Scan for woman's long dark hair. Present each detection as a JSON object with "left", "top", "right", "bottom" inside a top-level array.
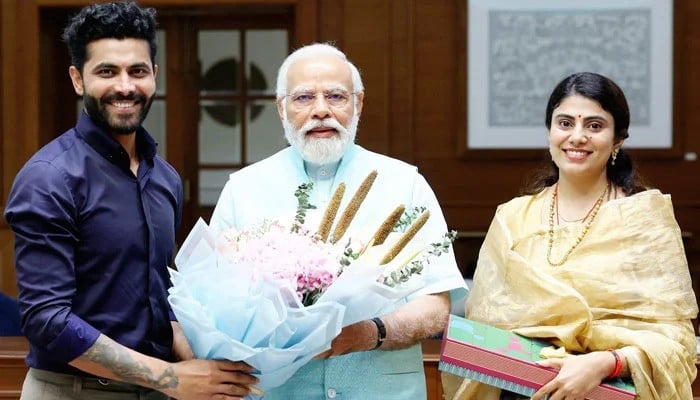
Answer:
[{"left": 522, "top": 72, "right": 647, "bottom": 196}]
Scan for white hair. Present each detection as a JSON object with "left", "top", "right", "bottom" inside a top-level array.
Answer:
[{"left": 275, "top": 42, "right": 364, "bottom": 99}]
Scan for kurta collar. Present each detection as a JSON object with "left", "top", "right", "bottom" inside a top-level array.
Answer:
[
  {"left": 289, "top": 143, "right": 359, "bottom": 180},
  {"left": 304, "top": 160, "right": 340, "bottom": 181}
]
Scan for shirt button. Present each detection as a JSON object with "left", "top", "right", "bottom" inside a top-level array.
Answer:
[
  {"left": 320, "top": 170, "right": 327, "bottom": 176},
  {"left": 327, "top": 388, "right": 337, "bottom": 398}
]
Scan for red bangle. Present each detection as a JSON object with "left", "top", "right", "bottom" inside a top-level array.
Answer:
[{"left": 607, "top": 349, "right": 623, "bottom": 379}]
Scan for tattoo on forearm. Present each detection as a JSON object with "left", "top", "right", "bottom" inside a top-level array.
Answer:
[
  {"left": 153, "top": 366, "right": 178, "bottom": 389},
  {"left": 80, "top": 336, "right": 179, "bottom": 390}
]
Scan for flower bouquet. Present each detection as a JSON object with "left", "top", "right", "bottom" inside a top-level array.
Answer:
[{"left": 167, "top": 170, "right": 457, "bottom": 395}]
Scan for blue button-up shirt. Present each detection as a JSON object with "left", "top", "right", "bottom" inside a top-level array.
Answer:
[{"left": 4, "top": 112, "right": 183, "bottom": 376}]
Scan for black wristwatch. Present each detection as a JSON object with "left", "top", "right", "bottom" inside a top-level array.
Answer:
[{"left": 371, "top": 317, "right": 386, "bottom": 349}]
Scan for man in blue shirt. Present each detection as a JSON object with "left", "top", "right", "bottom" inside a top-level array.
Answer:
[{"left": 4, "top": 2, "right": 256, "bottom": 399}]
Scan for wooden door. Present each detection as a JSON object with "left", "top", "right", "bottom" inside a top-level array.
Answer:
[{"left": 160, "top": 12, "right": 294, "bottom": 236}]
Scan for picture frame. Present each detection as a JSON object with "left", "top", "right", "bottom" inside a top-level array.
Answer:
[{"left": 464, "top": 0, "right": 674, "bottom": 153}]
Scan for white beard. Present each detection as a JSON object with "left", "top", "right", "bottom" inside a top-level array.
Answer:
[{"left": 283, "top": 111, "right": 359, "bottom": 165}]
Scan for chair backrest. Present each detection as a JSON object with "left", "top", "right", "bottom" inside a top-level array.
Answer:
[{"left": 0, "top": 292, "right": 22, "bottom": 336}]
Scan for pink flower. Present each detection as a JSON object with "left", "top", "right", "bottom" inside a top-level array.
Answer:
[{"left": 218, "top": 221, "right": 344, "bottom": 306}]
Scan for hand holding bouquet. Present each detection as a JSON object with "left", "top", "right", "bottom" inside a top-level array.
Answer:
[{"left": 168, "top": 170, "right": 457, "bottom": 394}]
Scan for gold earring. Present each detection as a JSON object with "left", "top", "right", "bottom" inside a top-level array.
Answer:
[{"left": 611, "top": 149, "right": 619, "bottom": 165}]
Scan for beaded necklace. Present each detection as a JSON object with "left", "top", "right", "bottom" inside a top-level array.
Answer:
[
  {"left": 556, "top": 186, "right": 600, "bottom": 224},
  {"left": 547, "top": 182, "right": 608, "bottom": 267}
]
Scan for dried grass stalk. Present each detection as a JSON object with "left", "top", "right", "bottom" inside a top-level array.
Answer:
[
  {"left": 247, "top": 385, "right": 264, "bottom": 396},
  {"left": 370, "top": 205, "right": 405, "bottom": 246},
  {"left": 331, "top": 170, "right": 378, "bottom": 243},
  {"left": 379, "top": 210, "right": 430, "bottom": 265},
  {"left": 317, "top": 183, "right": 346, "bottom": 242}
]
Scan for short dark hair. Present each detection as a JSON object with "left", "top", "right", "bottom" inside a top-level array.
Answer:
[
  {"left": 523, "top": 72, "right": 647, "bottom": 196},
  {"left": 62, "top": 1, "right": 158, "bottom": 73}
]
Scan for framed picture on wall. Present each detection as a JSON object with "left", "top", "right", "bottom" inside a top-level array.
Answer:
[{"left": 465, "top": 0, "right": 674, "bottom": 152}]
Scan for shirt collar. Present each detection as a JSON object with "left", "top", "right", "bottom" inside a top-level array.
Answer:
[{"left": 75, "top": 111, "right": 158, "bottom": 170}]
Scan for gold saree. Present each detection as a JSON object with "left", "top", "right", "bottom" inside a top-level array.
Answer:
[{"left": 443, "top": 189, "right": 698, "bottom": 400}]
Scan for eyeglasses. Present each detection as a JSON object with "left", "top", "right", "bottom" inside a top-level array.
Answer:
[{"left": 286, "top": 90, "right": 355, "bottom": 108}]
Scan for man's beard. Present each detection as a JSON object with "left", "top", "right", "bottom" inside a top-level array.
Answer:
[
  {"left": 83, "top": 92, "right": 154, "bottom": 135},
  {"left": 283, "top": 110, "right": 359, "bottom": 165}
]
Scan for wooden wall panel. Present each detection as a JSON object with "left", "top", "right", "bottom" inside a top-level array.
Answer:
[
  {"left": 0, "top": 0, "right": 698, "bottom": 317},
  {"left": 1, "top": 0, "right": 41, "bottom": 202},
  {"left": 413, "top": 1, "right": 458, "bottom": 160},
  {"left": 1, "top": 1, "right": 17, "bottom": 218},
  {"left": 317, "top": 0, "right": 417, "bottom": 162},
  {"left": 647, "top": 3, "right": 700, "bottom": 272},
  {"left": 386, "top": 1, "right": 415, "bottom": 163},
  {"left": 682, "top": 0, "right": 700, "bottom": 165},
  {"left": 0, "top": 231, "right": 16, "bottom": 297},
  {"left": 1, "top": 0, "right": 41, "bottom": 297},
  {"left": 0, "top": 2, "right": 3, "bottom": 211},
  {"left": 0, "top": 0, "right": 12, "bottom": 296},
  {"left": 339, "top": 0, "right": 392, "bottom": 155},
  {"left": 317, "top": 0, "right": 344, "bottom": 46}
]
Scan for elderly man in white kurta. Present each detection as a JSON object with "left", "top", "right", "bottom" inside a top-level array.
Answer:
[{"left": 209, "top": 43, "right": 467, "bottom": 399}]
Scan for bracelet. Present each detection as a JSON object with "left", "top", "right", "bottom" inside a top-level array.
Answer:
[
  {"left": 370, "top": 317, "right": 386, "bottom": 349},
  {"left": 607, "top": 349, "right": 623, "bottom": 379}
]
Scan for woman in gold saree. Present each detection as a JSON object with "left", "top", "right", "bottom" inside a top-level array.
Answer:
[{"left": 443, "top": 72, "right": 698, "bottom": 400}]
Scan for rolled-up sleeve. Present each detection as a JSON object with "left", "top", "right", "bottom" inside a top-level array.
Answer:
[{"left": 4, "top": 161, "right": 100, "bottom": 362}]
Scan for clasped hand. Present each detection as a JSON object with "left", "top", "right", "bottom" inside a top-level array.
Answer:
[
  {"left": 530, "top": 351, "right": 613, "bottom": 400},
  {"left": 166, "top": 359, "right": 259, "bottom": 400},
  {"left": 315, "top": 320, "right": 377, "bottom": 359}
]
